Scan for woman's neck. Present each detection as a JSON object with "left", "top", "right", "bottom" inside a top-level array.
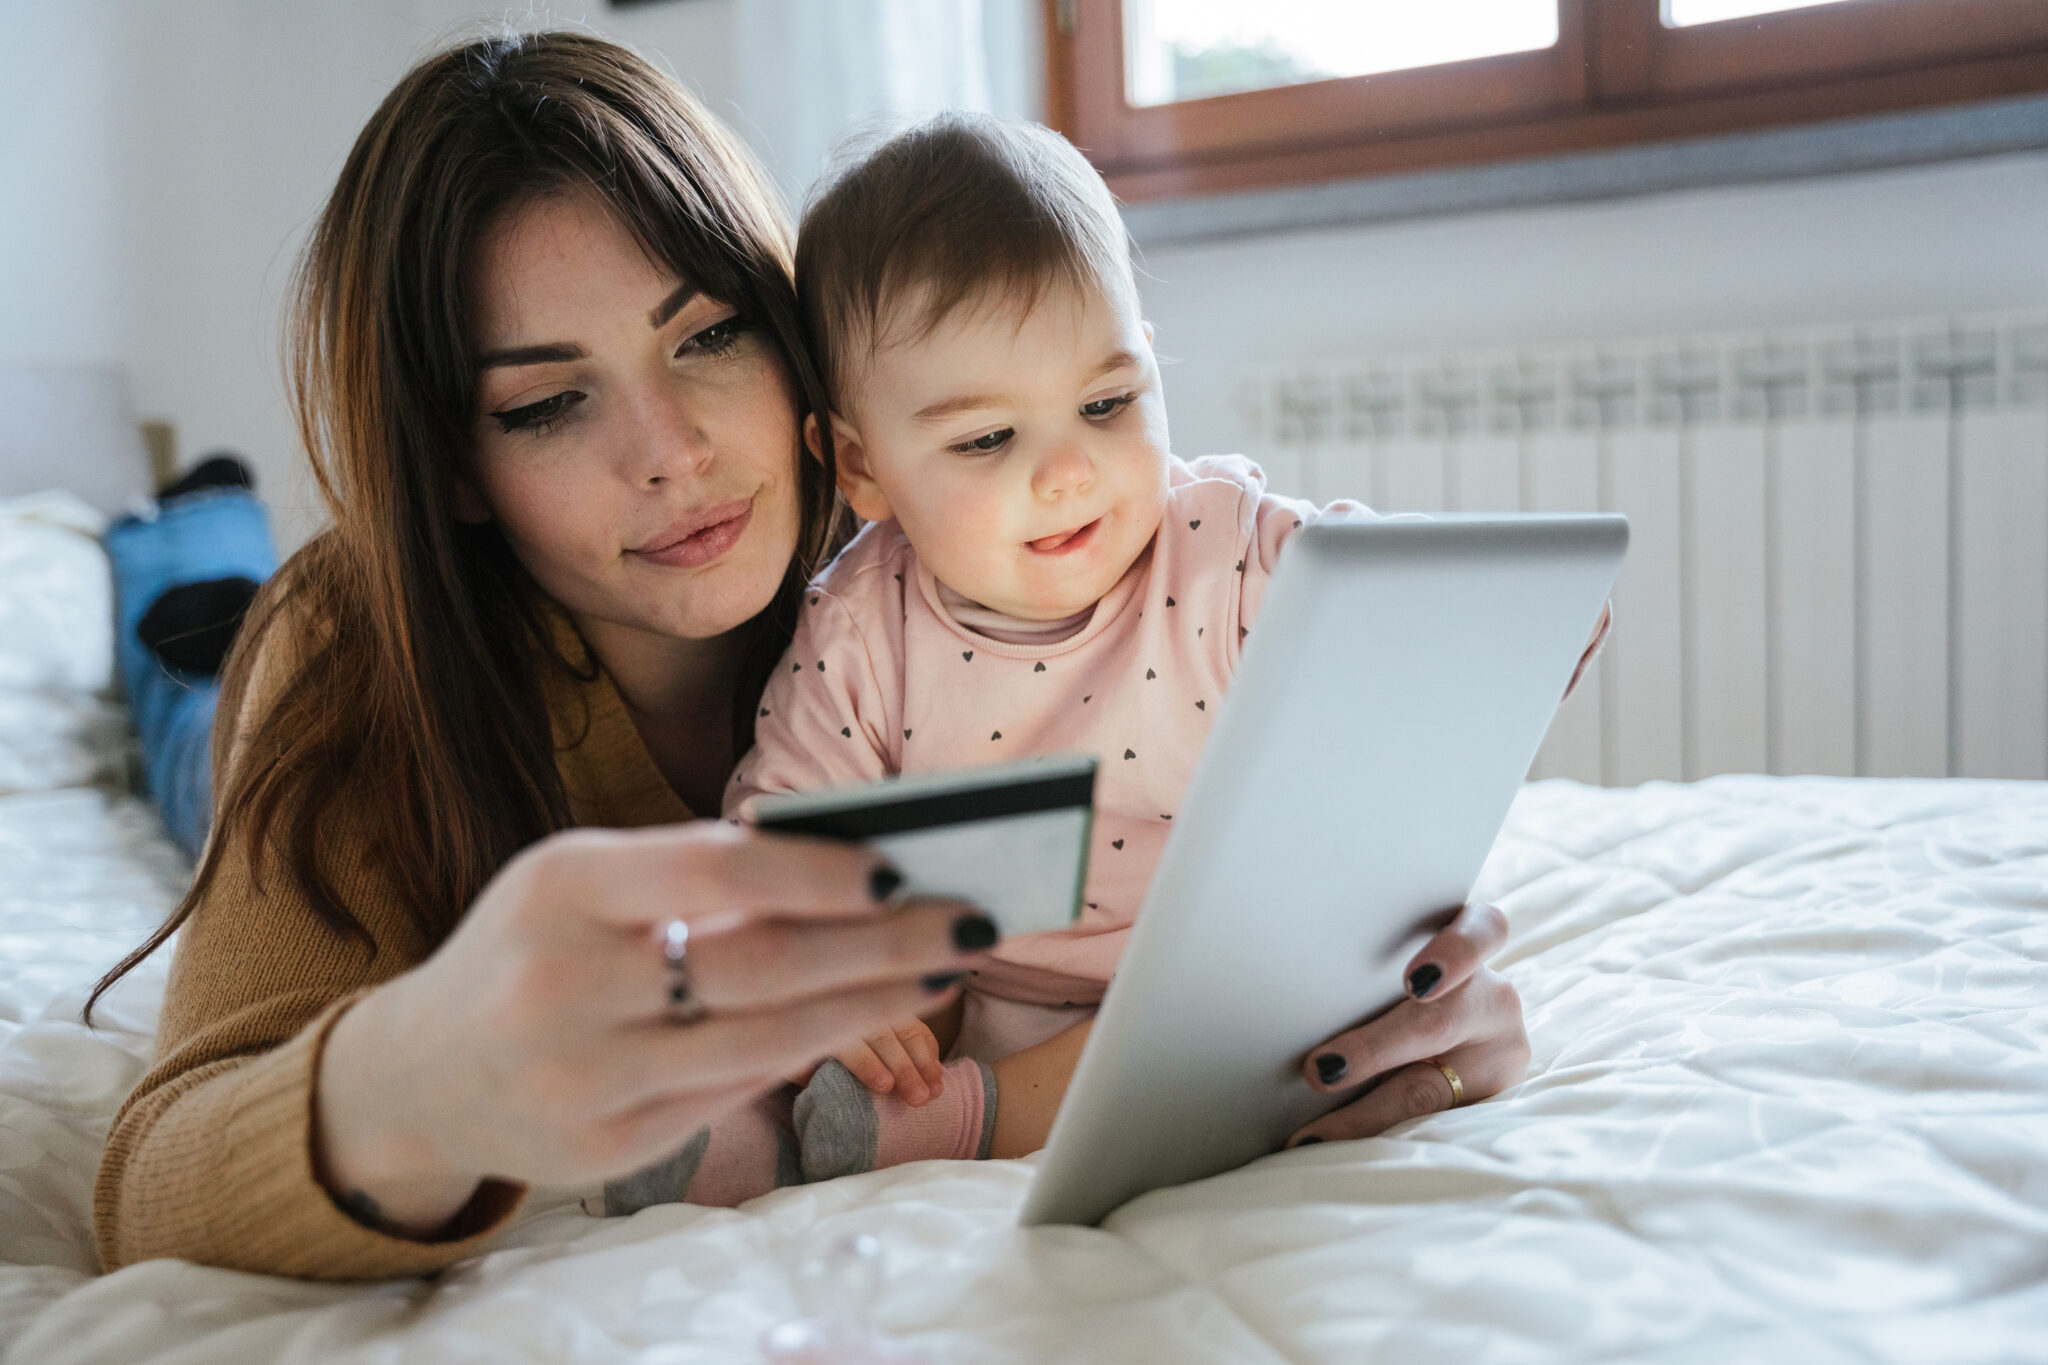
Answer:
[{"left": 574, "top": 613, "right": 746, "bottom": 816}]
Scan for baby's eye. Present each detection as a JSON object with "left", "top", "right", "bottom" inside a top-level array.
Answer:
[
  {"left": 952, "top": 427, "right": 1014, "bottom": 455},
  {"left": 489, "top": 391, "right": 583, "bottom": 435},
  {"left": 1081, "top": 394, "right": 1134, "bottom": 419}
]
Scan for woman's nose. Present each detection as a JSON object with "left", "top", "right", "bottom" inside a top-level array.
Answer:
[
  {"left": 1031, "top": 441, "right": 1095, "bottom": 501},
  {"left": 630, "top": 391, "right": 714, "bottom": 486}
]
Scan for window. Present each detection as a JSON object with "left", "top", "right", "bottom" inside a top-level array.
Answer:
[
  {"left": 1044, "top": 0, "right": 2048, "bottom": 201},
  {"left": 1666, "top": 0, "right": 1858, "bottom": 23},
  {"left": 1122, "top": 2, "right": 1560, "bottom": 106}
]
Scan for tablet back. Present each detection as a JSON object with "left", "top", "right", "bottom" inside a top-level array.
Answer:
[{"left": 1020, "top": 514, "right": 1627, "bottom": 1227}]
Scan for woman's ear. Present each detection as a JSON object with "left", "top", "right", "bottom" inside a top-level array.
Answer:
[{"left": 810, "top": 412, "right": 893, "bottom": 523}]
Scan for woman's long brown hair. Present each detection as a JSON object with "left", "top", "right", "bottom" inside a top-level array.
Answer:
[{"left": 86, "top": 31, "right": 844, "bottom": 1020}]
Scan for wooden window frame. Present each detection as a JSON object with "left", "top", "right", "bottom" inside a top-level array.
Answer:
[{"left": 1045, "top": 0, "right": 2048, "bottom": 202}]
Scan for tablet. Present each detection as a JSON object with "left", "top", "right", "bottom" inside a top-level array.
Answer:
[{"left": 1020, "top": 514, "right": 1627, "bottom": 1227}]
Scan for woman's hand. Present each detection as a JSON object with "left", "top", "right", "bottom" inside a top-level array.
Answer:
[
  {"left": 1285, "top": 900, "right": 1527, "bottom": 1146},
  {"left": 314, "top": 821, "right": 992, "bottom": 1235}
]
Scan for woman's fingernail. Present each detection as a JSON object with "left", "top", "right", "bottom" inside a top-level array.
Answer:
[
  {"left": 1409, "top": 963, "right": 1443, "bottom": 999},
  {"left": 870, "top": 863, "right": 904, "bottom": 902},
  {"left": 952, "top": 913, "right": 1000, "bottom": 952},
  {"left": 921, "top": 970, "right": 966, "bottom": 993},
  {"left": 1314, "top": 1052, "right": 1349, "bottom": 1086},
  {"left": 1292, "top": 1135, "right": 1324, "bottom": 1147}
]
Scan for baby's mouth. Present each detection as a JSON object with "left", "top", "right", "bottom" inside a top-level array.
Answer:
[{"left": 1027, "top": 517, "right": 1101, "bottom": 554}]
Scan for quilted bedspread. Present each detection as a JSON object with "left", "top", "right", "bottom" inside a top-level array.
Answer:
[
  {"left": 1, "top": 495, "right": 2045, "bottom": 1363},
  {"left": 2, "top": 775, "right": 2044, "bottom": 1364}
]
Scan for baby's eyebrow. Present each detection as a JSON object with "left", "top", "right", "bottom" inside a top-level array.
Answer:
[
  {"left": 1086, "top": 349, "right": 1141, "bottom": 383},
  {"left": 913, "top": 392, "right": 1012, "bottom": 425}
]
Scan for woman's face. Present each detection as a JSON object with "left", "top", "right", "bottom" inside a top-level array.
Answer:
[{"left": 465, "top": 191, "right": 804, "bottom": 650}]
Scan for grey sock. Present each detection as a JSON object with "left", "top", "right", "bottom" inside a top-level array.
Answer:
[
  {"left": 793, "top": 1059, "right": 878, "bottom": 1183},
  {"left": 603, "top": 1125, "right": 711, "bottom": 1216},
  {"left": 793, "top": 1057, "right": 1000, "bottom": 1183},
  {"left": 975, "top": 1060, "right": 999, "bottom": 1159},
  {"left": 600, "top": 1090, "right": 803, "bottom": 1214}
]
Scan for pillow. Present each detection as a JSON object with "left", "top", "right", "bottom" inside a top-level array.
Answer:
[{"left": 0, "top": 492, "right": 127, "bottom": 796}]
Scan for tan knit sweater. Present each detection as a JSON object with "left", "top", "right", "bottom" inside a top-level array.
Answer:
[{"left": 94, "top": 617, "right": 690, "bottom": 1280}]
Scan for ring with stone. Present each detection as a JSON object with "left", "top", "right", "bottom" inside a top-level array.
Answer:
[{"left": 662, "top": 918, "right": 707, "bottom": 1024}]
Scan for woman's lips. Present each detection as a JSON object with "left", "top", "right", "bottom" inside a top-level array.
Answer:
[
  {"left": 1028, "top": 517, "right": 1101, "bottom": 555},
  {"left": 634, "top": 499, "right": 753, "bottom": 569}
]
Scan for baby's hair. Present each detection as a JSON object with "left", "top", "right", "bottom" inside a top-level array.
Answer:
[{"left": 796, "top": 111, "right": 1137, "bottom": 410}]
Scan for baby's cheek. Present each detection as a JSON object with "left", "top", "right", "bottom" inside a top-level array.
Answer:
[{"left": 923, "top": 489, "right": 1014, "bottom": 569}]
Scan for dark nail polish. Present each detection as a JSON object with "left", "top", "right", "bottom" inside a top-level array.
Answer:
[
  {"left": 921, "top": 971, "right": 965, "bottom": 993},
  {"left": 869, "top": 864, "right": 904, "bottom": 902},
  {"left": 1409, "top": 963, "right": 1443, "bottom": 999},
  {"left": 1314, "top": 1052, "right": 1349, "bottom": 1086},
  {"left": 1293, "top": 1136, "right": 1324, "bottom": 1147},
  {"left": 952, "top": 913, "right": 1000, "bottom": 952}
]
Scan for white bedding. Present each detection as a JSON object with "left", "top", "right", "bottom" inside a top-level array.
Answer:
[{"left": 2, "top": 499, "right": 2045, "bottom": 1362}]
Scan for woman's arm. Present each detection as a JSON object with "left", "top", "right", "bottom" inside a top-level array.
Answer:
[
  {"left": 94, "top": 805, "right": 482, "bottom": 1276},
  {"left": 99, "top": 816, "right": 993, "bottom": 1277}
]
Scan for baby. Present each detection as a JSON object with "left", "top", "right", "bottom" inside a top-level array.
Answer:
[
  {"left": 607, "top": 113, "right": 1581, "bottom": 1215},
  {"left": 605, "top": 112, "right": 1373, "bottom": 1220}
]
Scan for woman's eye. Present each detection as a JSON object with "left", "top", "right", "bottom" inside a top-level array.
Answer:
[
  {"left": 489, "top": 391, "right": 582, "bottom": 435},
  {"left": 679, "top": 315, "right": 752, "bottom": 357},
  {"left": 952, "top": 427, "right": 1014, "bottom": 455},
  {"left": 1081, "top": 394, "right": 1134, "bottom": 419}
]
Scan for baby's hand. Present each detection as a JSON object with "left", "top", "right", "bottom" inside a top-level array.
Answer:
[{"left": 792, "top": 1017, "right": 949, "bottom": 1106}]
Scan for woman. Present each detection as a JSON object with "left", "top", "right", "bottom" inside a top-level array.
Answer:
[{"left": 90, "top": 30, "right": 1530, "bottom": 1281}]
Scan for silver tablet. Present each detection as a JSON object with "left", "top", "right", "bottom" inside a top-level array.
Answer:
[{"left": 1020, "top": 514, "right": 1628, "bottom": 1227}]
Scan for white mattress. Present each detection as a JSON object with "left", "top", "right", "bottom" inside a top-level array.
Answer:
[{"left": 2, "top": 498, "right": 2045, "bottom": 1362}]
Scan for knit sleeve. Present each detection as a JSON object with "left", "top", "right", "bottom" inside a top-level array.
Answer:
[
  {"left": 724, "top": 587, "right": 898, "bottom": 818},
  {"left": 93, "top": 618, "right": 526, "bottom": 1280}
]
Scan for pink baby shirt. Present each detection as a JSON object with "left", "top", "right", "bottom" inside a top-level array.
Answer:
[{"left": 725, "top": 455, "right": 1368, "bottom": 1008}]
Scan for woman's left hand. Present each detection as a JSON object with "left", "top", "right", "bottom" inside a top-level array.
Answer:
[{"left": 1285, "top": 900, "right": 1528, "bottom": 1145}]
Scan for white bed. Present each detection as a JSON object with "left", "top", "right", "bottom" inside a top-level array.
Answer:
[{"left": 1, "top": 492, "right": 2045, "bottom": 1364}]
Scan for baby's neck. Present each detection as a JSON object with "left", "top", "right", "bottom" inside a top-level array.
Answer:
[{"left": 935, "top": 581, "right": 1095, "bottom": 646}]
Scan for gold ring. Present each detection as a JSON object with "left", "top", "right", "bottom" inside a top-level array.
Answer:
[
  {"left": 662, "top": 918, "right": 707, "bottom": 1024},
  {"left": 1428, "top": 1056, "right": 1464, "bottom": 1107}
]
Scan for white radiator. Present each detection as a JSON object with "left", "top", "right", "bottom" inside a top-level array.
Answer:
[{"left": 1238, "top": 313, "right": 2048, "bottom": 784}]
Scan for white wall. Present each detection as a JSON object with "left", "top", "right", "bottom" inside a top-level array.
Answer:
[
  {"left": 1, "top": 2, "right": 126, "bottom": 367},
  {"left": 7, "top": 0, "right": 2046, "bottom": 549},
  {"left": 1136, "top": 150, "right": 2048, "bottom": 464}
]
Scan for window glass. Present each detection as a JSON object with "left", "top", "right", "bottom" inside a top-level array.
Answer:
[
  {"left": 1664, "top": 0, "right": 1863, "bottom": 26},
  {"left": 1122, "top": 0, "right": 1560, "bottom": 107}
]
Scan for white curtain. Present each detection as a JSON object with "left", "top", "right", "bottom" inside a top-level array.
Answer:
[{"left": 732, "top": 0, "right": 1043, "bottom": 208}]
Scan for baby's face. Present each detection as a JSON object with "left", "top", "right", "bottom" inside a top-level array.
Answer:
[{"left": 832, "top": 282, "right": 1171, "bottom": 621}]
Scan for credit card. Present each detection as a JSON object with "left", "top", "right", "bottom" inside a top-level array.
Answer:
[{"left": 752, "top": 754, "right": 1097, "bottom": 937}]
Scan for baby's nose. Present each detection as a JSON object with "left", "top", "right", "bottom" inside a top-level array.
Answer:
[{"left": 1032, "top": 444, "right": 1094, "bottom": 499}]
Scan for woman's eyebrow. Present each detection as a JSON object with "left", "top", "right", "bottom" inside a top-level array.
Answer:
[
  {"left": 477, "top": 342, "right": 587, "bottom": 371},
  {"left": 649, "top": 283, "right": 699, "bottom": 329},
  {"left": 475, "top": 284, "right": 697, "bottom": 370}
]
